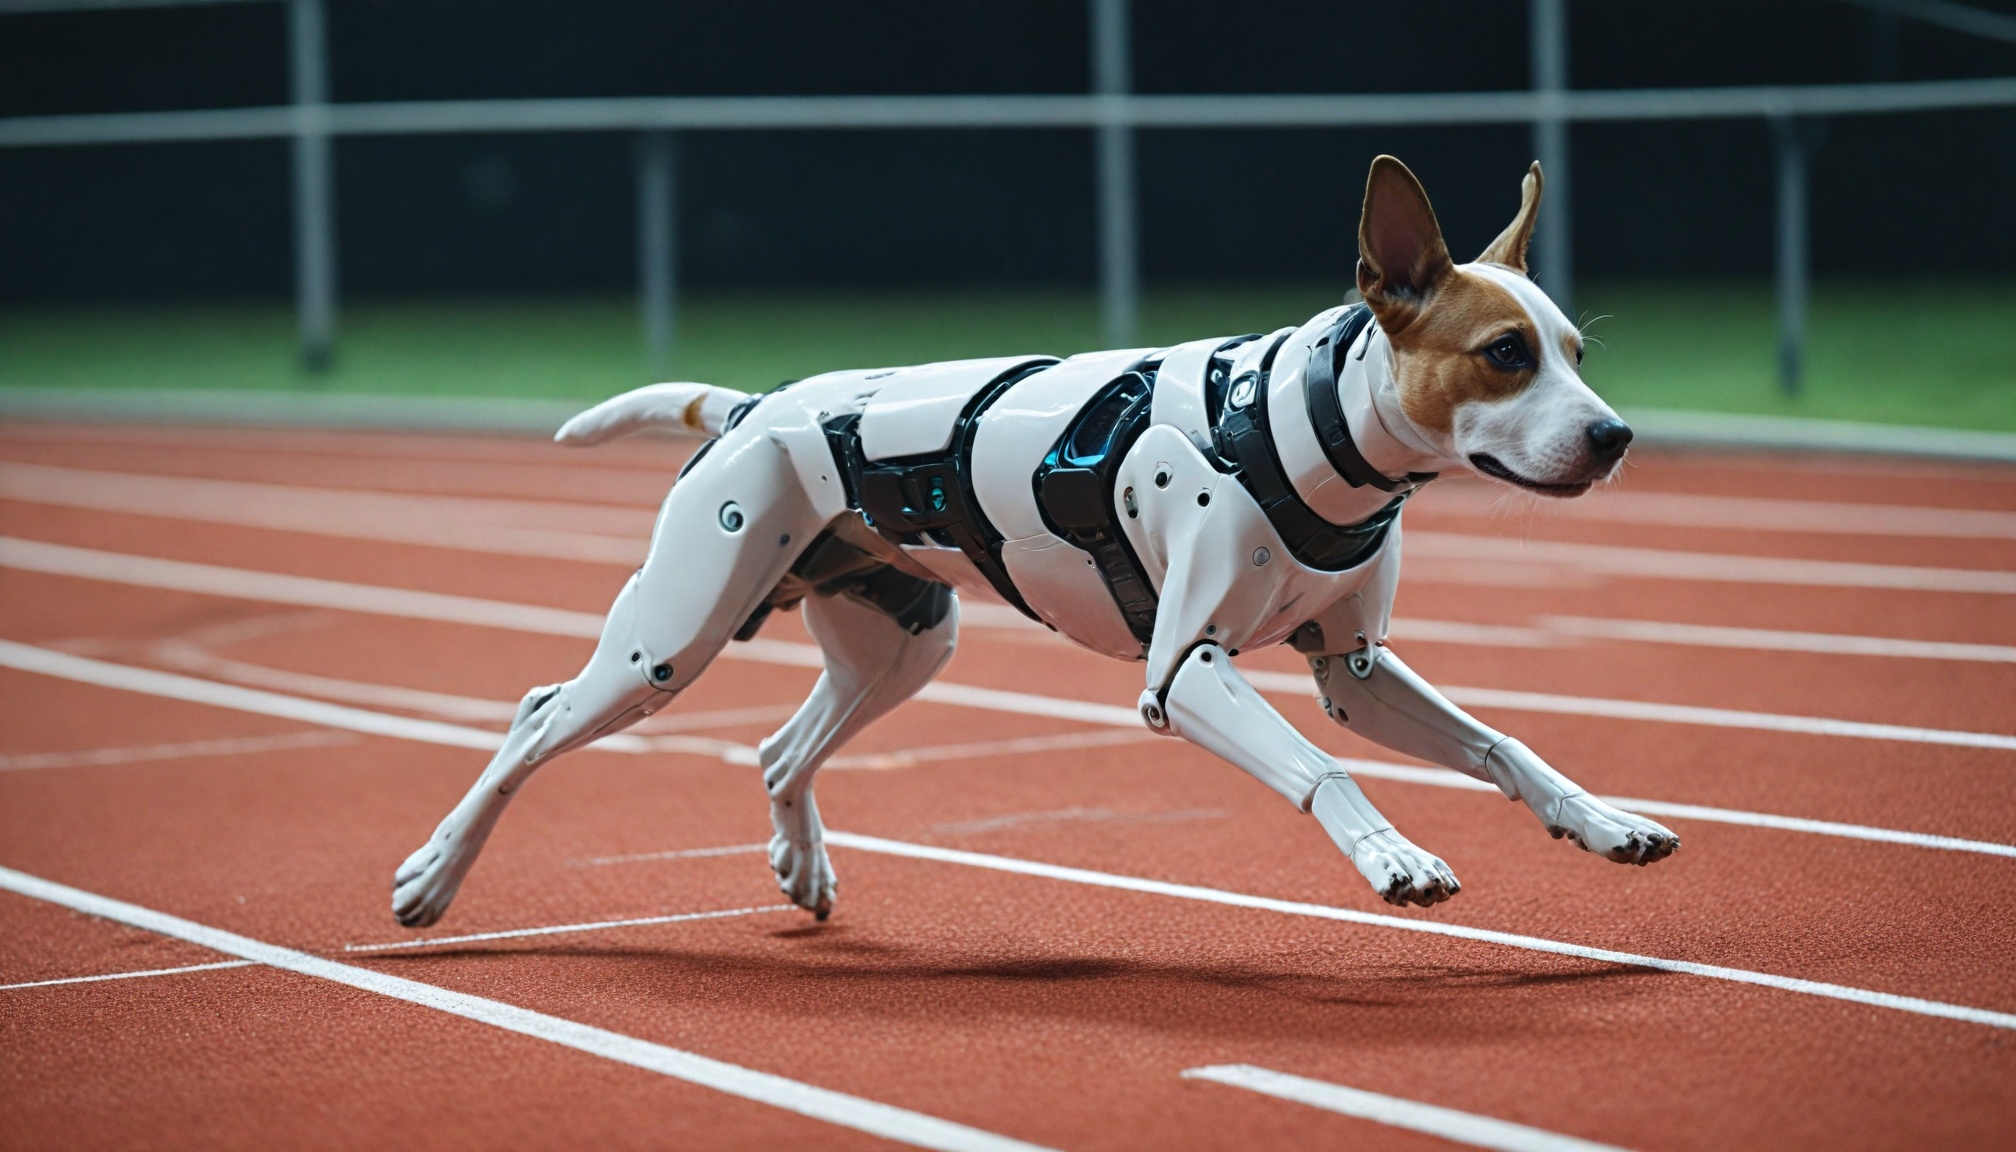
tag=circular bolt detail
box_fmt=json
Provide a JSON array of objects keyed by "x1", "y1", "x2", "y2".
[
  {"x1": 1197, "y1": 492, "x2": 1211, "y2": 507},
  {"x1": 718, "y1": 502, "x2": 745, "y2": 532},
  {"x1": 629, "y1": 651, "x2": 641, "y2": 664},
  {"x1": 1252, "y1": 547, "x2": 1271, "y2": 566},
  {"x1": 651, "y1": 663, "x2": 673, "y2": 683},
  {"x1": 1154, "y1": 471, "x2": 1171, "y2": 489}
]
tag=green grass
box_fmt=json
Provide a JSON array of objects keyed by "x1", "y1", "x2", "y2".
[{"x1": 4, "y1": 281, "x2": 2013, "y2": 430}]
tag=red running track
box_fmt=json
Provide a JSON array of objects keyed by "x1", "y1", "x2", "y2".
[{"x1": 3, "y1": 420, "x2": 2015, "y2": 1150}]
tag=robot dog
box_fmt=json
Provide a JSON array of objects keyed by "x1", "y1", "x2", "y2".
[{"x1": 393, "y1": 155, "x2": 1679, "y2": 928}]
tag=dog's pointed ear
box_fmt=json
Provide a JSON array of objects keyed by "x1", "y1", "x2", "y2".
[
  {"x1": 1478, "y1": 161, "x2": 1543, "y2": 273},
  {"x1": 1356, "y1": 155, "x2": 1454, "y2": 329}
]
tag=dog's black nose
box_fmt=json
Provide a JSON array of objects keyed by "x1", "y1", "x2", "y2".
[{"x1": 1586, "y1": 419, "x2": 1634, "y2": 458}]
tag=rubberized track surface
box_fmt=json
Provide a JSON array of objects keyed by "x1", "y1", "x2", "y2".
[{"x1": 3, "y1": 421, "x2": 2014, "y2": 1150}]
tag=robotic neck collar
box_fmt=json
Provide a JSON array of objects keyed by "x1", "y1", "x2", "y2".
[{"x1": 1323, "y1": 305, "x2": 1447, "y2": 491}]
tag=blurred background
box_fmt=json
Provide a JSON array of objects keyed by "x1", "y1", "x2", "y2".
[{"x1": 2, "y1": 0, "x2": 2014, "y2": 430}]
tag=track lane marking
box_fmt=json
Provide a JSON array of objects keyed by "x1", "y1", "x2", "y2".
[
  {"x1": 819, "y1": 833, "x2": 2016, "y2": 1032},
  {"x1": 585, "y1": 843, "x2": 769, "y2": 866},
  {"x1": 1533, "y1": 615, "x2": 2016, "y2": 663},
  {"x1": 343, "y1": 904, "x2": 795, "y2": 952},
  {"x1": 0, "y1": 461, "x2": 648, "y2": 564},
  {"x1": 1405, "y1": 531, "x2": 2016, "y2": 595},
  {"x1": 8, "y1": 536, "x2": 2011, "y2": 749},
  {"x1": 1181, "y1": 1064, "x2": 1632, "y2": 1152},
  {"x1": 0, "y1": 730, "x2": 356, "y2": 772},
  {"x1": 10, "y1": 462, "x2": 2016, "y2": 592},
  {"x1": 0, "y1": 864, "x2": 1059, "y2": 1152},
  {"x1": 6, "y1": 640, "x2": 2014, "y2": 860},
  {"x1": 1329, "y1": 759, "x2": 2016, "y2": 859},
  {"x1": 16, "y1": 443, "x2": 2016, "y2": 539},
  {"x1": 1, "y1": 960, "x2": 258, "y2": 991},
  {"x1": 8, "y1": 643, "x2": 2016, "y2": 1031},
  {"x1": 1237, "y1": 670, "x2": 2016, "y2": 751},
  {"x1": 1425, "y1": 484, "x2": 2016, "y2": 541}
]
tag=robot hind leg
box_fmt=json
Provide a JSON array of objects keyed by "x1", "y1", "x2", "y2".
[
  {"x1": 761, "y1": 585, "x2": 958, "y2": 919},
  {"x1": 392, "y1": 429, "x2": 831, "y2": 928}
]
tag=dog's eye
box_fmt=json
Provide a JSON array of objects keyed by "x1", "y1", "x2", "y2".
[{"x1": 1484, "y1": 334, "x2": 1530, "y2": 369}]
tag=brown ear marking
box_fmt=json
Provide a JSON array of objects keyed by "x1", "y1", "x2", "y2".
[
  {"x1": 1477, "y1": 161, "x2": 1544, "y2": 274},
  {"x1": 1356, "y1": 155, "x2": 1454, "y2": 331}
]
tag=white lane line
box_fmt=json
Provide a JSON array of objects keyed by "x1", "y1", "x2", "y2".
[
  {"x1": 343, "y1": 904, "x2": 795, "y2": 952},
  {"x1": 152, "y1": 639, "x2": 522, "y2": 722},
  {"x1": 0, "y1": 730, "x2": 355, "y2": 772},
  {"x1": 0, "y1": 536, "x2": 609, "y2": 637},
  {"x1": 1389, "y1": 618, "x2": 1566, "y2": 648},
  {"x1": 0, "y1": 462, "x2": 649, "y2": 564},
  {"x1": 1240, "y1": 669, "x2": 2016, "y2": 752},
  {"x1": 1182, "y1": 1064, "x2": 1630, "y2": 1152},
  {"x1": 0, "y1": 640, "x2": 514, "y2": 752},
  {"x1": 826, "y1": 729, "x2": 1160, "y2": 771},
  {"x1": 17, "y1": 533, "x2": 2016, "y2": 688},
  {"x1": 1333, "y1": 758, "x2": 2016, "y2": 860},
  {"x1": 586, "y1": 844, "x2": 769, "y2": 866},
  {"x1": 10, "y1": 461, "x2": 2013, "y2": 594},
  {"x1": 1426, "y1": 484, "x2": 2016, "y2": 542},
  {"x1": 0, "y1": 864, "x2": 1058, "y2": 1152},
  {"x1": 1, "y1": 960, "x2": 258, "y2": 991},
  {"x1": 1536, "y1": 615, "x2": 2016, "y2": 664},
  {"x1": 821, "y1": 832, "x2": 2016, "y2": 1032},
  {"x1": 1407, "y1": 531, "x2": 2016, "y2": 595},
  {"x1": 11, "y1": 648, "x2": 2016, "y2": 1030},
  {"x1": 7, "y1": 640, "x2": 2015, "y2": 860}
]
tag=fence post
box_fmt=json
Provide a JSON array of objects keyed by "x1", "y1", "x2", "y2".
[
  {"x1": 1529, "y1": 0, "x2": 1573, "y2": 318},
  {"x1": 1772, "y1": 114, "x2": 1810, "y2": 398},
  {"x1": 1091, "y1": 0, "x2": 1138, "y2": 348},
  {"x1": 637, "y1": 130, "x2": 678, "y2": 379},
  {"x1": 288, "y1": 0, "x2": 336, "y2": 374}
]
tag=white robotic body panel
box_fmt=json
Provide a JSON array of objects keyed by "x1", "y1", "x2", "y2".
[
  {"x1": 1146, "y1": 336, "x2": 1235, "y2": 457},
  {"x1": 999, "y1": 534, "x2": 1142, "y2": 660},
  {"x1": 970, "y1": 347, "x2": 1153, "y2": 541},
  {"x1": 631, "y1": 428, "x2": 818, "y2": 668},
  {"x1": 1335, "y1": 324, "x2": 1440, "y2": 480},
  {"x1": 1123, "y1": 427, "x2": 1388, "y2": 689},
  {"x1": 856, "y1": 356, "x2": 1055, "y2": 461},
  {"x1": 893, "y1": 541, "x2": 1003, "y2": 604},
  {"x1": 763, "y1": 420, "x2": 849, "y2": 522},
  {"x1": 1112, "y1": 423, "x2": 1196, "y2": 589},
  {"x1": 1296, "y1": 522, "x2": 1404, "y2": 653}
]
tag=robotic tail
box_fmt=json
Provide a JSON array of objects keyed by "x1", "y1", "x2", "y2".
[{"x1": 553, "y1": 382, "x2": 750, "y2": 446}]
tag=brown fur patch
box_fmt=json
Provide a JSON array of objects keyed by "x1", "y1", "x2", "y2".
[{"x1": 1379, "y1": 268, "x2": 1539, "y2": 435}]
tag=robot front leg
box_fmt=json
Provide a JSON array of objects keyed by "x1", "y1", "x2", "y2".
[
  {"x1": 1311, "y1": 644, "x2": 1680, "y2": 866},
  {"x1": 1150, "y1": 644, "x2": 1459, "y2": 907}
]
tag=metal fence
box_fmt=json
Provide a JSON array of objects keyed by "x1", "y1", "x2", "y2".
[{"x1": 5, "y1": 0, "x2": 2016, "y2": 393}]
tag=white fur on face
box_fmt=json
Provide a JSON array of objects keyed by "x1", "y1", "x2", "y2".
[{"x1": 1451, "y1": 264, "x2": 1624, "y2": 495}]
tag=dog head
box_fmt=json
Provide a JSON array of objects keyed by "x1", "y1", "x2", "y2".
[{"x1": 1355, "y1": 155, "x2": 1629, "y2": 497}]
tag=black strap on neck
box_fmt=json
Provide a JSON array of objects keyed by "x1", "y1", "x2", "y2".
[
  {"x1": 1302, "y1": 304, "x2": 1438, "y2": 493},
  {"x1": 1217, "y1": 330, "x2": 1410, "y2": 573}
]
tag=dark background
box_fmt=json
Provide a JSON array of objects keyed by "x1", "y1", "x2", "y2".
[{"x1": 3, "y1": 0, "x2": 2014, "y2": 303}]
